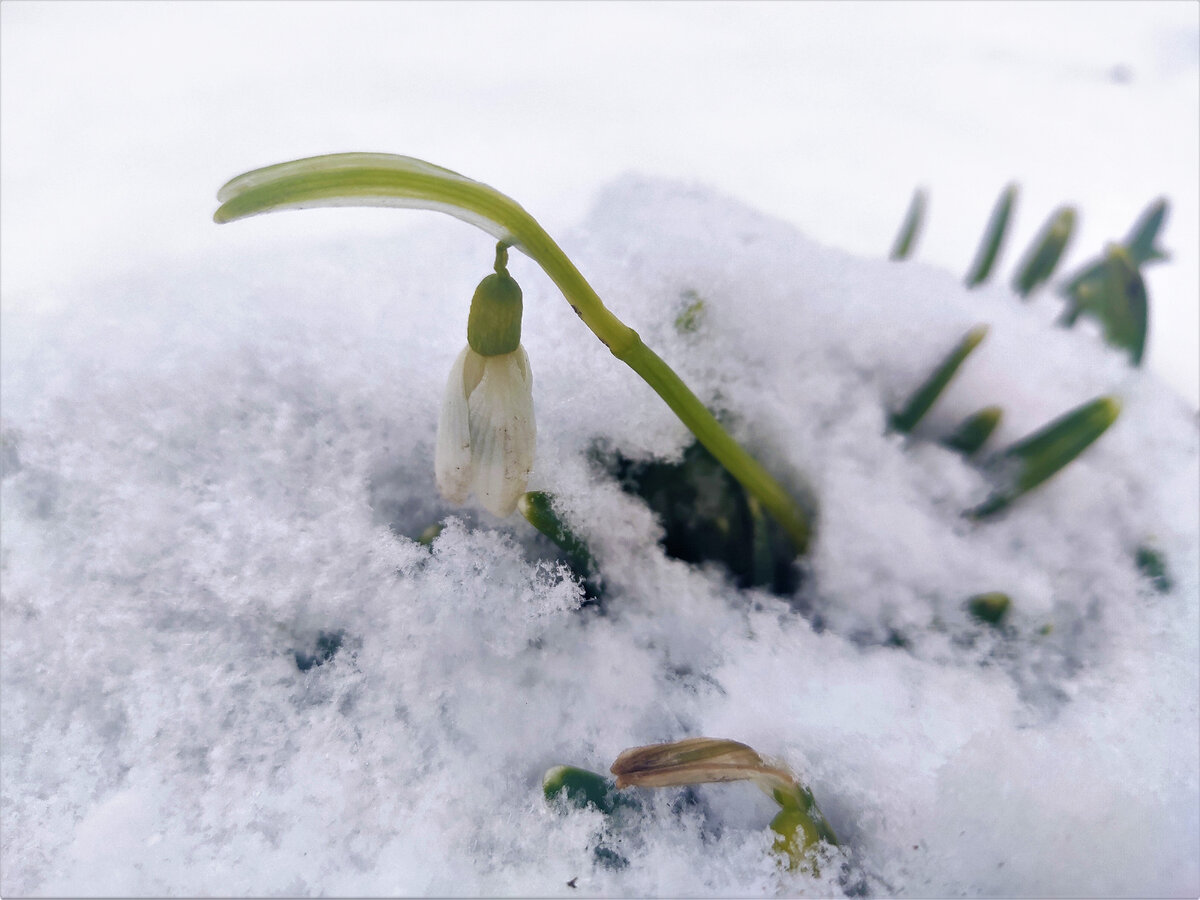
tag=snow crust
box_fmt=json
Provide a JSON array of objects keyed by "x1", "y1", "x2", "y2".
[{"x1": 2, "y1": 177, "x2": 1197, "y2": 896}]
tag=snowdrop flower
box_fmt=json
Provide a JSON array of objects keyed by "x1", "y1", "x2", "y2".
[{"x1": 435, "y1": 246, "x2": 536, "y2": 517}]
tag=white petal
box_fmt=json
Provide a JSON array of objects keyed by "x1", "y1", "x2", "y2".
[
  {"x1": 434, "y1": 346, "x2": 475, "y2": 504},
  {"x1": 467, "y1": 346, "x2": 535, "y2": 517}
]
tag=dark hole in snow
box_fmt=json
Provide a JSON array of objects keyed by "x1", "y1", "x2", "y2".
[
  {"x1": 294, "y1": 630, "x2": 345, "y2": 672},
  {"x1": 597, "y1": 439, "x2": 803, "y2": 596}
]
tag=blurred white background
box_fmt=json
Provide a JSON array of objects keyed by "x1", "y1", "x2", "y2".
[{"x1": 3, "y1": 0, "x2": 1197, "y2": 403}]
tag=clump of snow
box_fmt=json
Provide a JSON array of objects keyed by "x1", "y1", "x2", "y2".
[{"x1": 2, "y1": 177, "x2": 1196, "y2": 897}]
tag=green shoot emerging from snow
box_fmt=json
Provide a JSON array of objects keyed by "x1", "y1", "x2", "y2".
[
  {"x1": 545, "y1": 737, "x2": 837, "y2": 873},
  {"x1": 965, "y1": 183, "x2": 1018, "y2": 288}
]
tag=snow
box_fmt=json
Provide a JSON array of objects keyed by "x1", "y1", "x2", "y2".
[
  {"x1": 3, "y1": 171, "x2": 1198, "y2": 896},
  {"x1": 2, "y1": 3, "x2": 1199, "y2": 897}
]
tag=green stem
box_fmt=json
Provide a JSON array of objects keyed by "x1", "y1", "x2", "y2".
[{"x1": 520, "y1": 227, "x2": 811, "y2": 552}]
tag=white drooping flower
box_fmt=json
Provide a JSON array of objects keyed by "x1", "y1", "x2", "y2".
[
  {"x1": 435, "y1": 344, "x2": 535, "y2": 517},
  {"x1": 434, "y1": 245, "x2": 536, "y2": 517}
]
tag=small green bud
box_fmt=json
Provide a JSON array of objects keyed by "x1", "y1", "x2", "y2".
[
  {"x1": 467, "y1": 244, "x2": 523, "y2": 356},
  {"x1": 543, "y1": 765, "x2": 621, "y2": 815},
  {"x1": 1135, "y1": 545, "x2": 1173, "y2": 594},
  {"x1": 942, "y1": 405, "x2": 1003, "y2": 456},
  {"x1": 417, "y1": 522, "x2": 444, "y2": 546},
  {"x1": 967, "y1": 592, "x2": 1011, "y2": 625}
]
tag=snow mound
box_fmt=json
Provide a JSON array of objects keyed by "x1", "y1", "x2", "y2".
[{"x1": 2, "y1": 176, "x2": 1196, "y2": 896}]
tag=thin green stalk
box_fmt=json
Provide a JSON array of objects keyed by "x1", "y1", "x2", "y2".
[{"x1": 214, "y1": 153, "x2": 813, "y2": 552}]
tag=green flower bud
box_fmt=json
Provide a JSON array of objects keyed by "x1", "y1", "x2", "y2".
[{"x1": 467, "y1": 244, "x2": 523, "y2": 356}]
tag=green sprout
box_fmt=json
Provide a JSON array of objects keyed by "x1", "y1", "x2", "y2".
[
  {"x1": 674, "y1": 289, "x2": 707, "y2": 334},
  {"x1": 543, "y1": 765, "x2": 626, "y2": 815},
  {"x1": 890, "y1": 325, "x2": 988, "y2": 434},
  {"x1": 890, "y1": 187, "x2": 927, "y2": 261},
  {"x1": 966, "y1": 591, "x2": 1011, "y2": 625},
  {"x1": 1059, "y1": 245, "x2": 1149, "y2": 365},
  {"x1": 965, "y1": 183, "x2": 1018, "y2": 288},
  {"x1": 1135, "y1": 545, "x2": 1173, "y2": 594},
  {"x1": 215, "y1": 153, "x2": 812, "y2": 554},
  {"x1": 1012, "y1": 206, "x2": 1076, "y2": 298},
  {"x1": 518, "y1": 491, "x2": 600, "y2": 595},
  {"x1": 1123, "y1": 197, "x2": 1171, "y2": 267},
  {"x1": 970, "y1": 395, "x2": 1120, "y2": 519},
  {"x1": 609, "y1": 737, "x2": 838, "y2": 873},
  {"x1": 545, "y1": 738, "x2": 837, "y2": 874},
  {"x1": 941, "y1": 405, "x2": 1003, "y2": 456}
]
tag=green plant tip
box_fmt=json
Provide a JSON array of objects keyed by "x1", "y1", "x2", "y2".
[
  {"x1": 517, "y1": 491, "x2": 597, "y2": 578},
  {"x1": 890, "y1": 324, "x2": 989, "y2": 434},
  {"x1": 1135, "y1": 545, "x2": 1173, "y2": 594},
  {"x1": 543, "y1": 765, "x2": 617, "y2": 814},
  {"x1": 1124, "y1": 197, "x2": 1170, "y2": 267},
  {"x1": 417, "y1": 523, "x2": 444, "y2": 546},
  {"x1": 967, "y1": 591, "x2": 1011, "y2": 625},
  {"x1": 965, "y1": 183, "x2": 1018, "y2": 288},
  {"x1": 971, "y1": 395, "x2": 1120, "y2": 518},
  {"x1": 674, "y1": 290, "x2": 707, "y2": 334},
  {"x1": 890, "y1": 187, "x2": 927, "y2": 261},
  {"x1": 1012, "y1": 206, "x2": 1076, "y2": 297},
  {"x1": 941, "y1": 405, "x2": 1003, "y2": 456}
]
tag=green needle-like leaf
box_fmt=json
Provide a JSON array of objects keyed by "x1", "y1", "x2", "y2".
[
  {"x1": 890, "y1": 187, "x2": 927, "y2": 261},
  {"x1": 966, "y1": 183, "x2": 1018, "y2": 288},
  {"x1": 941, "y1": 405, "x2": 1003, "y2": 456},
  {"x1": 890, "y1": 325, "x2": 988, "y2": 433},
  {"x1": 1012, "y1": 206, "x2": 1076, "y2": 297},
  {"x1": 971, "y1": 395, "x2": 1120, "y2": 518},
  {"x1": 1124, "y1": 197, "x2": 1170, "y2": 267}
]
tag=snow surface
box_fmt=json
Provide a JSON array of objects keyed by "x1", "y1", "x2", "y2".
[{"x1": 2, "y1": 174, "x2": 1197, "y2": 896}]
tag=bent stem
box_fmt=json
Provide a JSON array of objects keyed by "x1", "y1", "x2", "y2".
[{"x1": 215, "y1": 153, "x2": 811, "y2": 552}]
